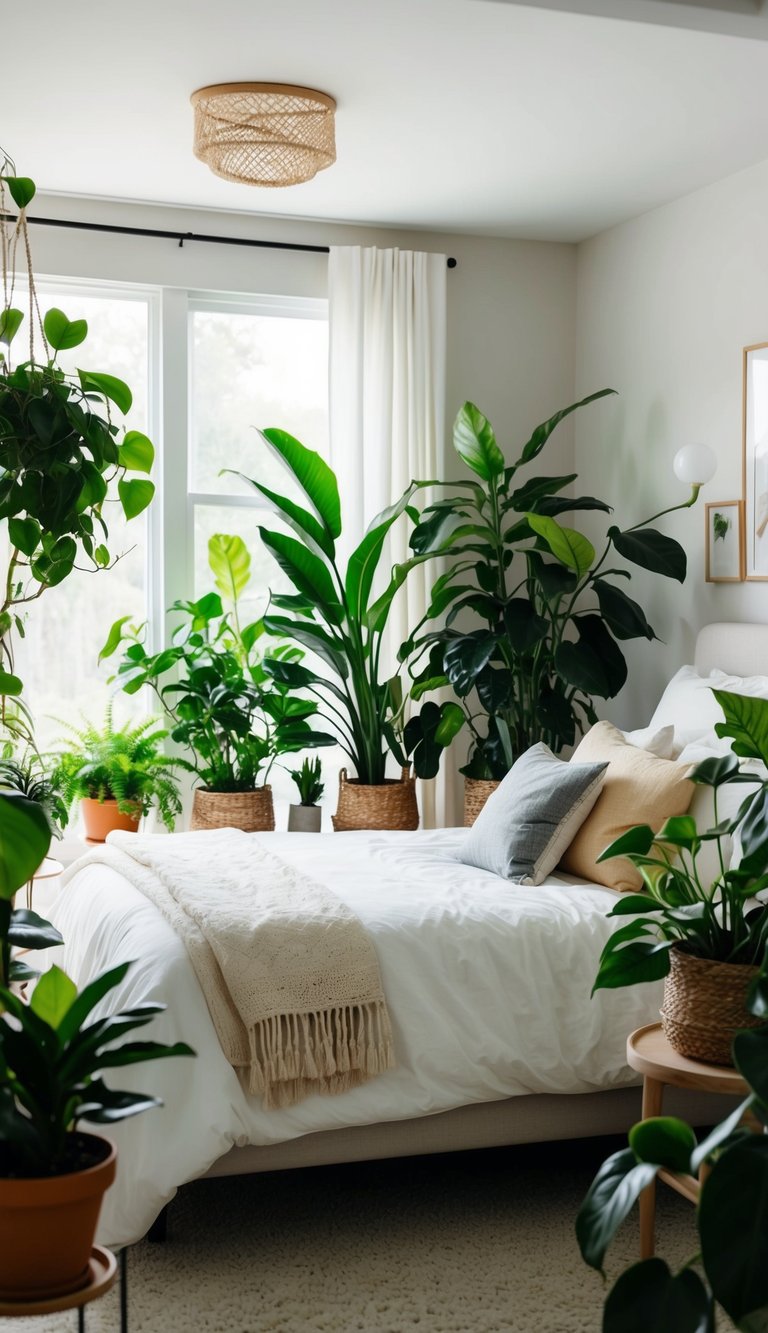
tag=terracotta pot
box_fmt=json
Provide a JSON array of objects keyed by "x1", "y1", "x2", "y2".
[
  {"x1": 463, "y1": 778, "x2": 501, "y2": 827},
  {"x1": 190, "y1": 786, "x2": 275, "y2": 832},
  {"x1": 287, "y1": 803, "x2": 322, "y2": 833},
  {"x1": 81, "y1": 798, "x2": 140, "y2": 843},
  {"x1": 332, "y1": 767, "x2": 419, "y2": 832},
  {"x1": 661, "y1": 947, "x2": 762, "y2": 1067},
  {"x1": 0, "y1": 1134, "x2": 116, "y2": 1302}
]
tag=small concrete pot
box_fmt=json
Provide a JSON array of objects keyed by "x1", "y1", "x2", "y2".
[{"x1": 287, "y1": 803, "x2": 322, "y2": 833}]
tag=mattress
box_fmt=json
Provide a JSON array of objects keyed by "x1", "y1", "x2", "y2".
[{"x1": 50, "y1": 828, "x2": 664, "y2": 1246}]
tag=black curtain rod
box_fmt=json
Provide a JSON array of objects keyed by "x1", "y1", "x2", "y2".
[{"x1": 3, "y1": 213, "x2": 458, "y2": 268}]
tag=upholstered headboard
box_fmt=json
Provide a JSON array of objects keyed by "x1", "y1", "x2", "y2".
[{"x1": 695, "y1": 623, "x2": 768, "y2": 677}]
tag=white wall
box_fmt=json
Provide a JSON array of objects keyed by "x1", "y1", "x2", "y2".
[{"x1": 575, "y1": 155, "x2": 768, "y2": 728}]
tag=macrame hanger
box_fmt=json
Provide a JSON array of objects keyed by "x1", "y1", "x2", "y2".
[{"x1": 0, "y1": 143, "x2": 49, "y2": 366}]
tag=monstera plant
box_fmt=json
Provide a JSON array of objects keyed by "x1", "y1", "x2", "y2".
[{"x1": 401, "y1": 392, "x2": 693, "y2": 781}]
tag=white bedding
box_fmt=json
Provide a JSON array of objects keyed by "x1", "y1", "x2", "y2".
[{"x1": 50, "y1": 828, "x2": 663, "y2": 1247}]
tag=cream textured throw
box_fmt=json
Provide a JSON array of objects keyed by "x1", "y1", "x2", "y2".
[{"x1": 69, "y1": 830, "x2": 396, "y2": 1109}]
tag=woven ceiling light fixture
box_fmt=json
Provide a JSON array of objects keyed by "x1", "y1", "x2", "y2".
[{"x1": 191, "y1": 82, "x2": 336, "y2": 188}]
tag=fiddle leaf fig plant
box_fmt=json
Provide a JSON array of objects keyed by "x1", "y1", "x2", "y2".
[{"x1": 401, "y1": 393, "x2": 694, "y2": 779}]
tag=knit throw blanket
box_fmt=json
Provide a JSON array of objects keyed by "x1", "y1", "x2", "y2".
[{"x1": 67, "y1": 830, "x2": 396, "y2": 1109}]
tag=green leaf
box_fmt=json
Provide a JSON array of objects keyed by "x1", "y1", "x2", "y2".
[
  {"x1": 118, "y1": 477, "x2": 155, "y2": 519},
  {"x1": 8, "y1": 515, "x2": 41, "y2": 557},
  {"x1": 519, "y1": 388, "x2": 616, "y2": 464},
  {"x1": 629, "y1": 1117, "x2": 697, "y2": 1172},
  {"x1": 259, "y1": 528, "x2": 344, "y2": 625},
  {"x1": 78, "y1": 370, "x2": 133, "y2": 415},
  {"x1": 504, "y1": 473, "x2": 578, "y2": 511},
  {"x1": 598, "y1": 825, "x2": 655, "y2": 862},
  {"x1": 733, "y1": 1026, "x2": 768, "y2": 1105},
  {"x1": 555, "y1": 615, "x2": 628, "y2": 699},
  {"x1": 602, "y1": 1260, "x2": 713, "y2": 1333},
  {"x1": 0, "y1": 793, "x2": 52, "y2": 899},
  {"x1": 118, "y1": 430, "x2": 155, "y2": 473},
  {"x1": 55, "y1": 962, "x2": 134, "y2": 1044},
  {"x1": 98, "y1": 615, "x2": 134, "y2": 663},
  {"x1": 713, "y1": 690, "x2": 768, "y2": 768},
  {"x1": 655, "y1": 815, "x2": 699, "y2": 849},
  {"x1": 526, "y1": 513, "x2": 595, "y2": 575},
  {"x1": 443, "y1": 632, "x2": 498, "y2": 697},
  {"x1": 0, "y1": 307, "x2": 23, "y2": 345},
  {"x1": 453, "y1": 402, "x2": 505, "y2": 480},
  {"x1": 7, "y1": 908, "x2": 63, "y2": 951},
  {"x1": 29, "y1": 965, "x2": 78, "y2": 1030},
  {"x1": 699, "y1": 1137, "x2": 768, "y2": 1326},
  {"x1": 532, "y1": 494, "x2": 613, "y2": 518},
  {"x1": 0, "y1": 669, "x2": 24, "y2": 697},
  {"x1": 689, "y1": 753, "x2": 742, "y2": 788},
  {"x1": 609, "y1": 526, "x2": 687, "y2": 583},
  {"x1": 575, "y1": 1146, "x2": 658, "y2": 1273},
  {"x1": 594, "y1": 579, "x2": 656, "y2": 641},
  {"x1": 593, "y1": 938, "x2": 672, "y2": 991},
  {"x1": 42, "y1": 308, "x2": 88, "y2": 351},
  {"x1": 349, "y1": 483, "x2": 429, "y2": 622},
  {"x1": 258, "y1": 428, "x2": 341, "y2": 538},
  {"x1": 2, "y1": 176, "x2": 36, "y2": 208},
  {"x1": 208, "y1": 533, "x2": 251, "y2": 604},
  {"x1": 434, "y1": 701, "x2": 465, "y2": 746}
]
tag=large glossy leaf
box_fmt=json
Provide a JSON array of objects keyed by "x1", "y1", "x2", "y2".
[
  {"x1": 262, "y1": 614, "x2": 349, "y2": 679},
  {"x1": 598, "y1": 825, "x2": 655, "y2": 862},
  {"x1": 629, "y1": 1116, "x2": 697, "y2": 1172},
  {"x1": 0, "y1": 793, "x2": 52, "y2": 899},
  {"x1": 592, "y1": 937, "x2": 672, "y2": 991},
  {"x1": 30, "y1": 965, "x2": 78, "y2": 1030},
  {"x1": 603, "y1": 1260, "x2": 713, "y2": 1333},
  {"x1": 503, "y1": 473, "x2": 577, "y2": 511},
  {"x1": 737, "y1": 787, "x2": 768, "y2": 877},
  {"x1": 118, "y1": 478, "x2": 155, "y2": 519},
  {"x1": 0, "y1": 307, "x2": 23, "y2": 345},
  {"x1": 713, "y1": 690, "x2": 768, "y2": 767},
  {"x1": 366, "y1": 551, "x2": 431, "y2": 636},
  {"x1": 56, "y1": 961, "x2": 133, "y2": 1044},
  {"x1": 575, "y1": 1146, "x2": 658, "y2": 1273},
  {"x1": 78, "y1": 370, "x2": 133, "y2": 415},
  {"x1": 8, "y1": 515, "x2": 41, "y2": 557},
  {"x1": 233, "y1": 477, "x2": 335, "y2": 558},
  {"x1": 259, "y1": 528, "x2": 344, "y2": 625},
  {"x1": 2, "y1": 176, "x2": 36, "y2": 208},
  {"x1": 699, "y1": 1137, "x2": 768, "y2": 1326},
  {"x1": 502, "y1": 598, "x2": 549, "y2": 653},
  {"x1": 594, "y1": 579, "x2": 656, "y2": 641},
  {"x1": 259, "y1": 428, "x2": 341, "y2": 538},
  {"x1": 453, "y1": 402, "x2": 505, "y2": 480},
  {"x1": 533, "y1": 494, "x2": 613, "y2": 518},
  {"x1": 527, "y1": 513, "x2": 595, "y2": 575},
  {"x1": 519, "y1": 388, "x2": 616, "y2": 464},
  {"x1": 526, "y1": 551, "x2": 578, "y2": 599},
  {"x1": 208, "y1": 533, "x2": 251, "y2": 604},
  {"x1": 609, "y1": 526, "x2": 687, "y2": 583},
  {"x1": 348, "y1": 482, "x2": 429, "y2": 621},
  {"x1": 443, "y1": 632, "x2": 498, "y2": 697},
  {"x1": 118, "y1": 430, "x2": 154, "y2": 473},
  {"x1": 555, "y1": 615, "x2": 628, "y2": 699},
  {"x1": 7, "y1": 908, "x2": 63, "y2": 951},
  {"x1": 43, "y1": 307, "x2": 88, "y2": 352}
]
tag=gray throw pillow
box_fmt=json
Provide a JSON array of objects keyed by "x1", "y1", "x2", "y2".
[{"x1": 459, "y1": 742, "x2": 608, "y2": 884}]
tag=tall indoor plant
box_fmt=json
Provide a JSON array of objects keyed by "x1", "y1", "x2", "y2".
[
  {"x1": 401, "y1": 394, "x2": 694, "y2": 819},
  {"x1": 232, "y1": 428, "x2": 437, "y2": 830},
  {"x1": 102, "y1": 533, "x2": 335, "y2": 831}
]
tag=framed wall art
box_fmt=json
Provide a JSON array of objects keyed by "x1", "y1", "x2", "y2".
[
  {"x1": 742, "y1": 341, "x2": 768, "y2": 579},
  {"x1": 705, "y1": 500, "x2": 744, "y2": 583}
]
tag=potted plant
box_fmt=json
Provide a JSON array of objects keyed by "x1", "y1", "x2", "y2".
[
  {"x1": 101, "y1": 534, "x2": 335, "y2": 832},
  {"x1": 288, "y1": 757, "x2": 324, "y2": 832},
  {"x1": 53, "y1": 710, "x2": 186, "y2": 843},
  {"x1": 401, "y1": 395, "x2": 694, "y2": 823},
  {"x1": 231, "y1": 428, "x2": 437, "y2": 831},
  {"x1": 0, "y1": 751, "x2": 68, "y2": 841},
  {"x1": 576, "y1": 982, "x2": 768, "y2": 1330},
  {"x1": 0, "y1": 959, "x2": 193, "y2": 1301},
  {"x1": 592, "y1": 689, "x2": 768, "y2": 1066}
]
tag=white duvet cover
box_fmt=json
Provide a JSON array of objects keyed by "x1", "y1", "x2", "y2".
[{"x1": 49, "y1": 828, "x2": 662, "y2": 1246}]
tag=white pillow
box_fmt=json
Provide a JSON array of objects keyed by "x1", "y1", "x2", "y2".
[
  {"x1": 648, "y1": 665, "x2": 768, "y2": 751},
  {"x1": 621, "y1": 724, "x2": 676, "y2": 759}
]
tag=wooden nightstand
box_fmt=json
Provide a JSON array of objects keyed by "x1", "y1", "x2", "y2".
[{"x1": 627, "y1": 1022, "x2": 748, "y2": 1259}]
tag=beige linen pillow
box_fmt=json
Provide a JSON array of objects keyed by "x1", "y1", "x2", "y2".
[{"x1": 559, "y1": 721, "x2": 695, "y2": 892}]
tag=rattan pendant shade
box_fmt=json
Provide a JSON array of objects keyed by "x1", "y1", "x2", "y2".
[{"x1": 191, "y1": 82, "x2": 336, "y2": 188}]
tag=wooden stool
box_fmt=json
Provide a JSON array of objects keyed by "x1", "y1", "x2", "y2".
[
  {"x1": 627, "y1": 1022, "x2": 748, "y2": 1259},
  {"x1": 0, "y1": 1246, "x2": 127, "y2": 1329}
]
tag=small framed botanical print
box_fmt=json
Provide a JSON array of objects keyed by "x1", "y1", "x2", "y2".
[{"x1": 705, "y1": 500, "x2": 745, "y2": 583}]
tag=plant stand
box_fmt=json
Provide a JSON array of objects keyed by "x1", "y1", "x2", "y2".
[
  {"x1": 626, "y1": 1023, "x2": 750, "y2": 1260},
  {"x1": 0, "y1": 1245, "x2": 128, "y2": 1330}
]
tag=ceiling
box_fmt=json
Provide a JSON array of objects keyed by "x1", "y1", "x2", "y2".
[{"x1": 7, "y1": 0, "x2": 768, "y2": 241}]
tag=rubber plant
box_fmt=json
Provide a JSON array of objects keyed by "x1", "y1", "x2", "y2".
[
  {"x1": 230, "y1": 429, "x2": 436, "y2": 785},
  {"x1": 401, "y1": 393, "x2": 696, "y2": 780}
]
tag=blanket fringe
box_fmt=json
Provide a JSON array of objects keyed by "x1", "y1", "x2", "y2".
[{"x1": 247, "y1": 1001, "x2": 395, "y2": 1109}]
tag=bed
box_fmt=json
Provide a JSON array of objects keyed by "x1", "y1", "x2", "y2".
[{"x1": 48, "y1": 622, "x2": 767, "y2": 1248}]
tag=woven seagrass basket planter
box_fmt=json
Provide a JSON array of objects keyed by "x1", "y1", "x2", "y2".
[
  {"x1": 332, "y1": 767, "x2": 418, "y2": 832},
  {"x1": 463, "y1": 778, "x2": 501, "y2": 827},
  {"x1": 661, "y1": 947, "x2": 761, "y2": 1067},
  {"x1": 190, "y1": 786, "x2": 275, "y2": 833}
]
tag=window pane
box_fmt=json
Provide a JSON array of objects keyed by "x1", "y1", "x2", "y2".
[
  {"x1": 190, "y1": 309, "x2": 328, "y2": 498},
  {"x1": 12, "y1": 292, "x2": 149, "y2": 746}
]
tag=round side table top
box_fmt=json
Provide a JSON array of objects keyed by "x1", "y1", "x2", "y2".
[
  {"x1": 0, "y1": 1246, "x2": 117, "y2": 1317},
  {"x1": 627, "y1": 1023, "x2": 748, "y2": 1096}
]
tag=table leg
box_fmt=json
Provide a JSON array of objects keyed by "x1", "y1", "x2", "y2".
[
  {"x1": 77, "y1": 1304, "x2": 85, "y2": 1332},
  {"x1": 639, "y1": 1075, "x2": 664, "y2": 1260},
  {"x1": 120, "y1": 1247, "x2": 128, "y2": 1333}
]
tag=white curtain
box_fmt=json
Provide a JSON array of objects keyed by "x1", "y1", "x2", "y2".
[{"x1": 328, "y1": 246, "x2": 450, "y2": 827}]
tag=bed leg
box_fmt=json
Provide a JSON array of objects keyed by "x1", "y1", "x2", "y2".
[{"x1": 147, "y1": 1204, "x2": 169, "y2": 1243}]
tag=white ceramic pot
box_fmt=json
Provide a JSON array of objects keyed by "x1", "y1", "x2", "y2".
[{"x1": 287, "y1": 804, "x2": 322, "y2": 833}]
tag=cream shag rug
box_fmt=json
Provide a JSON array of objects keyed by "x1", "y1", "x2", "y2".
[{"x1": 1, "y1": 1140, "x2": 724, "y2": 1333}]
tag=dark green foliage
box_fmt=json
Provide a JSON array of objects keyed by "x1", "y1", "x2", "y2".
[{"x1": 289, "y1": 756, "x2": 324, "y2": 806}]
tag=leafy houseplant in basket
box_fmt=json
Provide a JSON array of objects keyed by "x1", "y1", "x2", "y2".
[
  {"x1": 576, "y1": 990, "x2": 768, "y2": 1332},
  {"x1": 592, "y1": 689, "x2": 768, "y2": 1067},
  {"x1": 101, "y1": 534, "x2": 335, "y2": 832},
  {"x1": 0, "y1": 960, "x2": 193, "y2": 1301},
  {"x1": 401, "y1": 393, "x2": 696, "y2": 824},
  {"x1": 52, "y1": 709, "x2": 186, "y2": 843},
  {"x1": 288, "y1": 756, "x2": 324, "y2": 833},
  {"x1": 231, "y1": 428, "x2": 439, "y2": 831}
]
